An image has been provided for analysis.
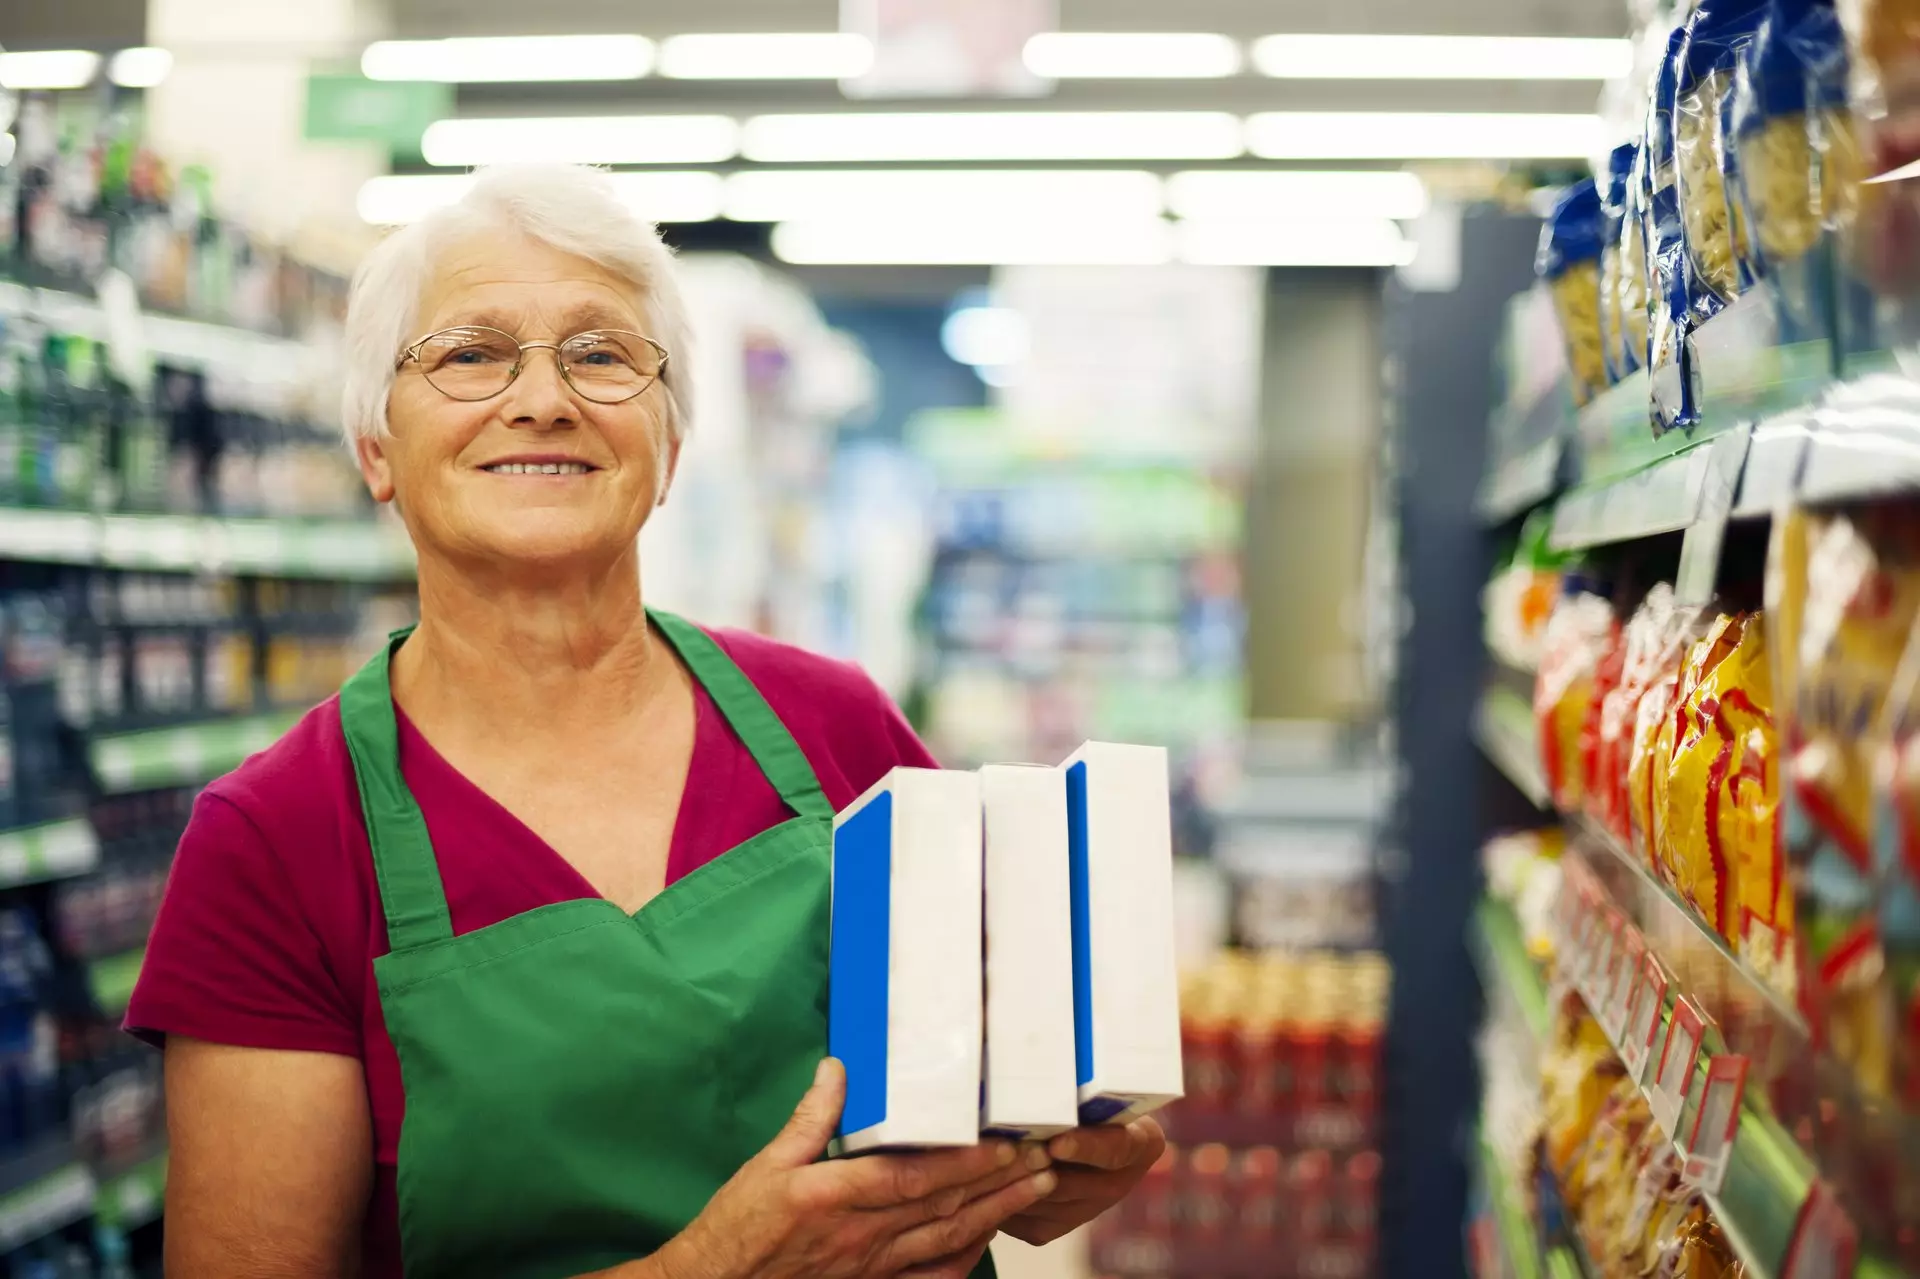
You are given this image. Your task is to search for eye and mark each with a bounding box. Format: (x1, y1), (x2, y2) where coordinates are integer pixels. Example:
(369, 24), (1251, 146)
(565, 334), (642, 370)
(421, 330), (516, 370)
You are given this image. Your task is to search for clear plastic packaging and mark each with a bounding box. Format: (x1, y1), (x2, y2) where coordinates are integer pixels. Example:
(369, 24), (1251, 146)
(1732, 0), (1863, 275)
(1600, 143), (1642, 385)
(1538, 179), (1609, 405)
(1620, 147), (1655, 375)
(1678, 6), (1767, 315)
(1650, 25), (1700, 432)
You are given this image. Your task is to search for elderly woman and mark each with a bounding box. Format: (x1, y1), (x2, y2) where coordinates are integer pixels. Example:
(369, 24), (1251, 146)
(125, 164), (1163, 1279)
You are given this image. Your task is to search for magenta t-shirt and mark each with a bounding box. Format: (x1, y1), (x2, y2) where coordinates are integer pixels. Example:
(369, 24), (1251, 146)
(125, 625), (936, 1278)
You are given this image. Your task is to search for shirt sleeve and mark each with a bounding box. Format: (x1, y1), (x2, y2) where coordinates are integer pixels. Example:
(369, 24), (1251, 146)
(125, 791), (360, 1057)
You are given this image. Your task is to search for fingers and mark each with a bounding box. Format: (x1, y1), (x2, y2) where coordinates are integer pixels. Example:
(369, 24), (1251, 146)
(831, 1142), (1018, 1210)
(758, 1058), (845, 1170)
(893, 1145), (1051, 1226)
(1047, 1119), (1160, 1171)
(895, 1234), (994, 1279)
(879, 1169), (1057, 1271)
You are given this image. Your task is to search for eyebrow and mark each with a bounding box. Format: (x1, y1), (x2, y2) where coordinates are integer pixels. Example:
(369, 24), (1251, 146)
(456, 305), (640, 336)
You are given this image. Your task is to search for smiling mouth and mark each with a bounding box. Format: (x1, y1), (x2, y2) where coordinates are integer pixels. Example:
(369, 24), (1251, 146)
(482, 462), (597, 475)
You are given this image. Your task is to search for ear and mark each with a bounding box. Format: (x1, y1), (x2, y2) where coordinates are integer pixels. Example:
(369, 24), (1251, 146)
(356, 432), (397, 505)
(655, 431), (683, 508)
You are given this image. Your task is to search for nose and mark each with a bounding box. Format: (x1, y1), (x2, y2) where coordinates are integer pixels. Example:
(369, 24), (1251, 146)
(499, 345), (578, 430)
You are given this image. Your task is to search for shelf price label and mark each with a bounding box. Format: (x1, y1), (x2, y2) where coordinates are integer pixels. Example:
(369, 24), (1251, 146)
(1620, 954), (1669, 1084)
(1603, 924), (1643, 1040)
(1682, 1054), (1747, 1195)
(1781, 1182), (1858, 1279)
(1650, 999), (1706, 1139)
(1584, 912), (1619, 1008)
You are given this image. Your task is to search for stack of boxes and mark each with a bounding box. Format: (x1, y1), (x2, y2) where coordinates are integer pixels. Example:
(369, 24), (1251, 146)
(829, 740), (1186, 1151)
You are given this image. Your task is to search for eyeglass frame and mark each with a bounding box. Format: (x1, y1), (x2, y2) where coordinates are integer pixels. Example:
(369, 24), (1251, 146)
(393, 325), (672, 405)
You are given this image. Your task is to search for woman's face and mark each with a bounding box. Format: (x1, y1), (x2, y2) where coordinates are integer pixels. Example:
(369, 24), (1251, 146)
(360, 232), (677, 574)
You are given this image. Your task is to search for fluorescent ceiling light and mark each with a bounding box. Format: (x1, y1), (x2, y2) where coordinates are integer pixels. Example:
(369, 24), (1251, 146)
(658, 33), (872, 79)
(107, 47), (172, 88)
(724, 169), (1165, 222)
(942, 307), (1031, 367)
(1245, 111), (1603, 159)
(1022, 33), (1242, 79)
(743, 112), (1242, 162)
(420, 115), (739, 166)
(1166, 170), (1427, 220)
(771, 219), (1174, 265)
(1175, 218), (1415, 266)
(1252, 34), (1631, 81)
(362, 35), (654, 83)
(0, 51), (102, 91)
(358, 172), (724, 224)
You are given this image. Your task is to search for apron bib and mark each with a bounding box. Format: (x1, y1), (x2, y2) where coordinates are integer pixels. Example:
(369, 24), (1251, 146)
(338, 612), (995, 1279)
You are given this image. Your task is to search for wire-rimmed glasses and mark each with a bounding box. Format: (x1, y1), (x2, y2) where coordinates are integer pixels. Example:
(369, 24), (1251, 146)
(396, 326), (670, 405)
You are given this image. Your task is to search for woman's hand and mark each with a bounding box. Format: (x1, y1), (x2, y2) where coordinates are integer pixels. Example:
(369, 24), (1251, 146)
(653, 1059), (1056, 1279)
(996, 1118), (1168, 1247)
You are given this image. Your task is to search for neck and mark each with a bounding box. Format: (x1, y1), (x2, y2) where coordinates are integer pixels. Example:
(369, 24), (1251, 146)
(394, 544), (666, 737)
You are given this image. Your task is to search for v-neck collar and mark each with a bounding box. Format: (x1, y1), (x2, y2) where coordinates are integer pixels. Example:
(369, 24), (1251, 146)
(389, 681), (717, 910)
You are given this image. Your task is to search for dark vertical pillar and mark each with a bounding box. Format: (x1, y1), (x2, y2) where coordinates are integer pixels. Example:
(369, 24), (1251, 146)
(1379, 209), (1539, 1279)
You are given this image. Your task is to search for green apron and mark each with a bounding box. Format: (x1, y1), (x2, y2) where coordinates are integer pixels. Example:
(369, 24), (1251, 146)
(338, 611), (995, 1279)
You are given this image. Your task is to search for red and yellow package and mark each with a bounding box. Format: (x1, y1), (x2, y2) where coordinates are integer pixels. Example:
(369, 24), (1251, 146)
(1654, 614), (1746, 897)
(1629, 603), (1699, 875)
(1580, 626), (1627, 823)
(1778, 505), (1920, 1093)
(1606, 587), (1680, 848)
(1535, 592), (1618, 812)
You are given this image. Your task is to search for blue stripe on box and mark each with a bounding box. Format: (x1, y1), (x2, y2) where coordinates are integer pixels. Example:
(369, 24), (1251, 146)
(831, 791), (891, 1138)
(1066, 761), (1093, 1089)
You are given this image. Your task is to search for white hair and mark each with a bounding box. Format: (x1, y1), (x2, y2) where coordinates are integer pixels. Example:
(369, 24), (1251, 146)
(340, 163), (693, 447)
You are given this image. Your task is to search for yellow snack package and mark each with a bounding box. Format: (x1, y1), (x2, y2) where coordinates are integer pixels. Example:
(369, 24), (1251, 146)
(1535, 592), (1618, 813)
(1629, 600), (1704, 874)
(1656, 614), (1746, 898)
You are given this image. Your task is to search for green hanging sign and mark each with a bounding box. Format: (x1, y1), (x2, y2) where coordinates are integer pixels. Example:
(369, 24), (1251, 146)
(303, 74), (450, 146)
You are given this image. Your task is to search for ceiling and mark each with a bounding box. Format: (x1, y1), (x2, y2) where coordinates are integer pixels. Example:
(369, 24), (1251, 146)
(5, 0), (1622, 123)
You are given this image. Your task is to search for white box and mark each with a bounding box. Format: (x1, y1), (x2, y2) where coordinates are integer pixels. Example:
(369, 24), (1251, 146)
(1060, 742), (1185, 1124)
(830, 767), (984, 1152)
(979, 764), (1079, 1140)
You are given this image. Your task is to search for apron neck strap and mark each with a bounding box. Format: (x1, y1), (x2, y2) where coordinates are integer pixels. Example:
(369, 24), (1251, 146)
(338, 613), (836, 950)
(647, 609), (833, 822)
(340, 630), (454, 951)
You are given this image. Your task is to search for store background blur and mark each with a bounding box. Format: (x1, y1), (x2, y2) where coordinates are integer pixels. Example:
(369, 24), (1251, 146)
(14, 0), (1914, 1277)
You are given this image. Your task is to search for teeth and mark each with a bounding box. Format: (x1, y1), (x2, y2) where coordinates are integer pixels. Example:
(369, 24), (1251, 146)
(485, 462), (591, 475)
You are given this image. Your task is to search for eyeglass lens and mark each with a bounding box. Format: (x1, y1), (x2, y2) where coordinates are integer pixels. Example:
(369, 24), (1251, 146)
(414, 328), (663, 404)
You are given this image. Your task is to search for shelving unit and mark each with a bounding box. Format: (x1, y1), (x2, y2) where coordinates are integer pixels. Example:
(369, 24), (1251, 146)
(0, 507), (415, 581)
(89, 712), (303, 795)
(0, 821), (99, 890)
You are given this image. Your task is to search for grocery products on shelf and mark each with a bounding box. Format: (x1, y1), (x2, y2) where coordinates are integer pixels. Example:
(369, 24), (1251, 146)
(1093, 948), (1386, 1279)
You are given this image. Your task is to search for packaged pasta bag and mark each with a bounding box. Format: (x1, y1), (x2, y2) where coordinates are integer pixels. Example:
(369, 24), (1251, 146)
(1538, 179), (1609, 405)
(1837, 0), (1920, 310)
(1600, 143), (1644, 385)
(1630, 599), (1712, 873)
(1780, 504), (1920, 1093)
(1678, 0), (1770, 318)
(1663, 613), (1761, 940)
(1581, 625), (1628, 823)
(1535, 586), (1618, 811)
(1602, 586), (1678, 844)
(1651, 24), (1704, 434)
(1654, 614), (1749, 892)
(1620, 146), (1656, 376)
(1734, 0), (1862, 271)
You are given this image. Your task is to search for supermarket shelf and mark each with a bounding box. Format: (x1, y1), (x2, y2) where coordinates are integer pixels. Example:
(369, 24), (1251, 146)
(1552, 850), (1864, 1279)
(90, 710), (301, 794)
(0, 1138), (97, 1253)
(0, 507), (416, 580)
(0, 819), (99, 889)
(0, 279), (305, 377)
(1477, 1131), (1549, 1279)
(92, 1145), (167, 1232)
(1474, 688), (1551, 811)
(1479, 437), (1566, 525)
(1473, 899), (1550, 1046)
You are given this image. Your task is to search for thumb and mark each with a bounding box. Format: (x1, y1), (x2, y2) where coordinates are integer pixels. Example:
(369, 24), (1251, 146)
(760, 1058), (845, 1169)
